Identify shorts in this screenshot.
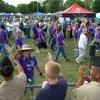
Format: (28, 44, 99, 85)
(38, 42, 47, 49)
(33, 34, 38, 40)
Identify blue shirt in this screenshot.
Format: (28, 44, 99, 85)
(18, 56, 37, 79)
(35, 78, 67, 100)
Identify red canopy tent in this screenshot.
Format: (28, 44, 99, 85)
(63, 3, 95, 17)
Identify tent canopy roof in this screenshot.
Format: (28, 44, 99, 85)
(32, 12, 46, 16)
(63, 3, 94, 14)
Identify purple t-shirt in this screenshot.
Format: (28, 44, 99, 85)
(73, 27, 79, 40)
(49, 25, 56, 37)
(32, 25, 38, 35)
(49, 26, 54, 34)
(15, 36, 25, 48)
(88, 24, 95, 35)
(38, 28, 46, 43)
(56, 32, 64, 48)
(18, 56, 37, 79)
(77, 27, 82, 40)
(0, 29, 8, 43)
(95, 32, 100, 40)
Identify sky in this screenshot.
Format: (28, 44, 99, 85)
(3, 0, 66, 6)
(3, 0, 45, 6)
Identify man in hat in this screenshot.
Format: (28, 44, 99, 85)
(17, 44, 43, 97)
(71, 56, 100, 100)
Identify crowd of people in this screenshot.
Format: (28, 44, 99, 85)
(0, 15, 100, 100)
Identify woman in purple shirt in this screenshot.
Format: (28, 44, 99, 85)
(37, 23, 47, 51)
(55, 25, 68, 62)
(15, 29, 25, 49)
(0, 24, 8, 53)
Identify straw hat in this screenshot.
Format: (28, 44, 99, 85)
(18, 44, 34, 51)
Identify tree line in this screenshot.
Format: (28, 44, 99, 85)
(0, 0, 100, 14)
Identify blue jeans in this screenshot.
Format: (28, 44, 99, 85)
(51, 38, 56, 51)
(0, 43, 6, 53)
(55, 47, 67, 61)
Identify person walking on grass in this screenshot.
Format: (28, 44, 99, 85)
(55, 25, 68, 62)
(15, 29, 25, 49)
(76, 25, 88, 64)
(17, 44, 43, 98)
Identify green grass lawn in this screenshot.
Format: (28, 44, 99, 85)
(23, 38, 92, 100)
(1, 37, 100, 100)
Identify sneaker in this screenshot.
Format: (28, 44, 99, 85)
(75, 59, 80, 65)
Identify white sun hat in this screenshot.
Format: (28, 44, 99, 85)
(18, 44, 34, 51)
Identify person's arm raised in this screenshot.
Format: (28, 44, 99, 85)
(75, 65, 86, 88)
(6, 45, 24, 73)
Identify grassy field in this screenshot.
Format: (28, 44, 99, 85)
(0, 37, 100, 100)
(23, 38, 93, 100)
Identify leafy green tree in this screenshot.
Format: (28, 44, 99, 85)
(28, 1, 43, 13)
(83, 0, 94, 10)
(44, 0, 64, 13)
(17, 4, 29, 14)
(5, 3, 16, 13)
(0, 0, 6, 12)
(93, 0, 100, 12)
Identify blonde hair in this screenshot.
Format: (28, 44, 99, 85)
(45, 61, 61, 79)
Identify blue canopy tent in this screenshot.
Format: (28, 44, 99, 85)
(32, 12, 46, 17)
(0, 13, 12, 16)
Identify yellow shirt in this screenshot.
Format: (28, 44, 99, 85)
(71, 82, 100, 100)
(0, 72, 26, 100)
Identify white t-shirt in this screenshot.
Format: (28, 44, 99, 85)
(78, 33, 88, 49)
(0, 72, 26, 100)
